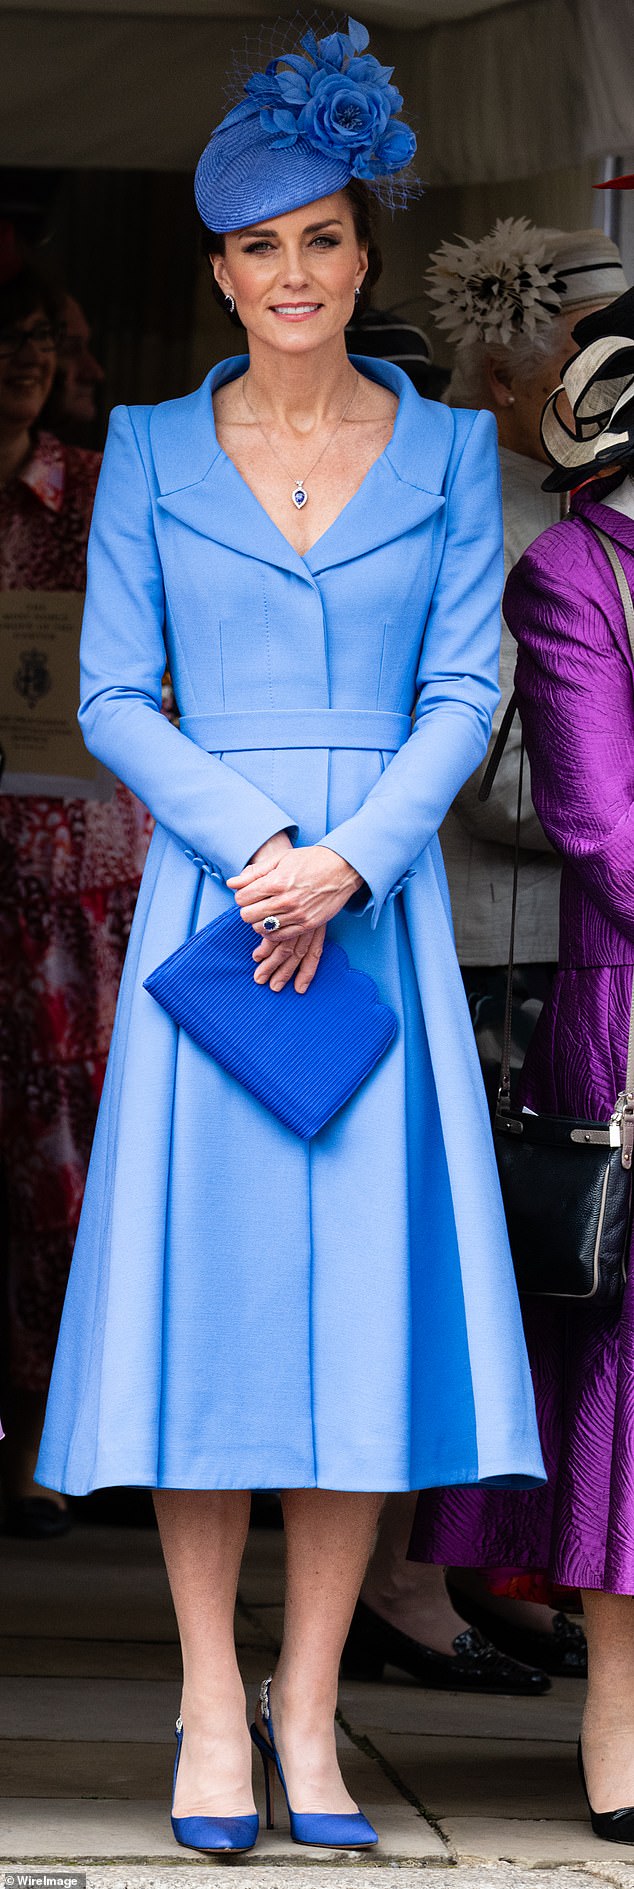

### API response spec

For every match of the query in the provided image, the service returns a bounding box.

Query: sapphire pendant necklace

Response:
[242,373,358,509]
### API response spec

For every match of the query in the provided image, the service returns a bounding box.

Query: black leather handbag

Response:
[486,522,634,1305]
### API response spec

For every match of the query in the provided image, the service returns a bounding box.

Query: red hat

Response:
[595,175,634,190]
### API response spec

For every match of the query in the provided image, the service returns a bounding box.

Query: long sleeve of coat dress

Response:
[78,406,298,881]
[320,408,503,921]
[504,523,634,945]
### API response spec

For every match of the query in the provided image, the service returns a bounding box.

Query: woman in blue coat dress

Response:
[35,15,544,1856]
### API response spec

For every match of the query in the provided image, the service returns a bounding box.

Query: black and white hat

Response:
[541,288,634,492]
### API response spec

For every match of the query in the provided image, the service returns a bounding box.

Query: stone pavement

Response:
[1,1517,634,1884]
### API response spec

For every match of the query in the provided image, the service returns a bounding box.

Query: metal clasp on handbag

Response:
[609,1093,634,1168]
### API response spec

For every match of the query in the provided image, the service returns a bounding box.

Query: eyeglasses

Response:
[0,321,59,361]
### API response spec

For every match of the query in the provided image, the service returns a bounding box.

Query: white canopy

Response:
[0,0,633,183]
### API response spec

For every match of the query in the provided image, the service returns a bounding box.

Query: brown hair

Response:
[199,178,383,329]
[0,260,63,333]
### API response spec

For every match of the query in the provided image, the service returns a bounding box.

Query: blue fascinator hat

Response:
[195,16,417,235]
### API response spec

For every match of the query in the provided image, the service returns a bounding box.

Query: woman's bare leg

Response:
[153,1489,254,1816]
[581,1591,634,1810]
[361,1495,568,1649]
[362,1493,472,1651]
[261,1489,384,1813]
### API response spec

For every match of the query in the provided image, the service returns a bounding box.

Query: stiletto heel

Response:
[253,1730,276,1829]
[170,1715,259,1853]
[249,1677,378,1850]
[578,1738,634,1844]
[254,1730,277,1828]
[266,1744,276,1829]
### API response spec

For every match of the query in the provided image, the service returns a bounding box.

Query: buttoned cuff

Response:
[320,831,416,928]
[184,815,298,885]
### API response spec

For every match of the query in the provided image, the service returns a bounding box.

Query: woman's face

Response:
[0,305,58,431]
[211,192,368,355]
[494,301,614,462]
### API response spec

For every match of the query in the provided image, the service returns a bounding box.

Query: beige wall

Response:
[2,2,632,184]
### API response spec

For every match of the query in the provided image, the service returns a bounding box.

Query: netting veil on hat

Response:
[194,15,417,234]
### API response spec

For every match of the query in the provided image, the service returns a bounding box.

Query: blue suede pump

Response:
[171,1716,259,1854]
[250,1678,378,1850]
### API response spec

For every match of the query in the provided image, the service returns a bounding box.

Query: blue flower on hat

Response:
[243,16,416,182]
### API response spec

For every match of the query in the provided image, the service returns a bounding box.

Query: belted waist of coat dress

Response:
[180,709,412,752]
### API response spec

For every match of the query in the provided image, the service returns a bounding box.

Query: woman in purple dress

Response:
[412,287,634,1842]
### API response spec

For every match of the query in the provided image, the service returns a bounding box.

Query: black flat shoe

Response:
[578,1738,634,1843]
[2,1496,73,1540]
[446,1578,587,1678]
[341,1598,550,1695]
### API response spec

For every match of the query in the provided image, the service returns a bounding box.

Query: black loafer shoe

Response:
[2,1496,73,1540]
[341,1598,550,1695]
[446,1578,587,1678]
[578,1739,634,1843]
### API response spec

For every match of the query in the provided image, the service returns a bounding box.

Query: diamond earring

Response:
[225,294,236,315]
[354,287,361,304]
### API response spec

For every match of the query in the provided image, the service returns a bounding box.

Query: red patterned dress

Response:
[0,431,151,1391]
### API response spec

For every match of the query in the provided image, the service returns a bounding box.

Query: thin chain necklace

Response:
[242,370,359,512]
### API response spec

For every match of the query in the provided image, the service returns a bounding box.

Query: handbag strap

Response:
[585,522,634,1107]
[496,726,525,1111]
[478,689,518,806]
[490,516,634,1118]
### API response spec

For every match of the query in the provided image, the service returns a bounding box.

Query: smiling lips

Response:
[6,373,45,391]
[270,302,322,320]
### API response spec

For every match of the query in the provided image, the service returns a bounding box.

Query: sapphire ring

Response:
[262,915,282,933]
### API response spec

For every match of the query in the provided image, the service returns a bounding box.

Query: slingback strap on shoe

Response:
[250,1676,378,1849]
[170,1716,259,1854]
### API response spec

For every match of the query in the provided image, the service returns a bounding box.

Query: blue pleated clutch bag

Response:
[144,903,397,1140]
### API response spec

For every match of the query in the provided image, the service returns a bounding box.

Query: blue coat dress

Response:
[36,356,545,1497]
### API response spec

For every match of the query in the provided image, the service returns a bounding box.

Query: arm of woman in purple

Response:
[504,517,634,944]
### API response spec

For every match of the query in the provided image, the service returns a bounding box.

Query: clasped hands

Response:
[226,830,364,994]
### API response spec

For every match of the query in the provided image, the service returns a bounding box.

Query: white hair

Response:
[435,222,625,409]
[444,314,575,409]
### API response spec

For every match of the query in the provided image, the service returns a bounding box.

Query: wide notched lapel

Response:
[157,459,315,582]
[305,459,444,576]
[148,353,454,581]
[306,358,453,574]
[150,359,314,583]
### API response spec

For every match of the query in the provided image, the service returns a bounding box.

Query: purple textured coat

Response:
[412,484,634,1594]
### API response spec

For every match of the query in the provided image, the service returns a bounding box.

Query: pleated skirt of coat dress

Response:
[35,817,544,1497]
